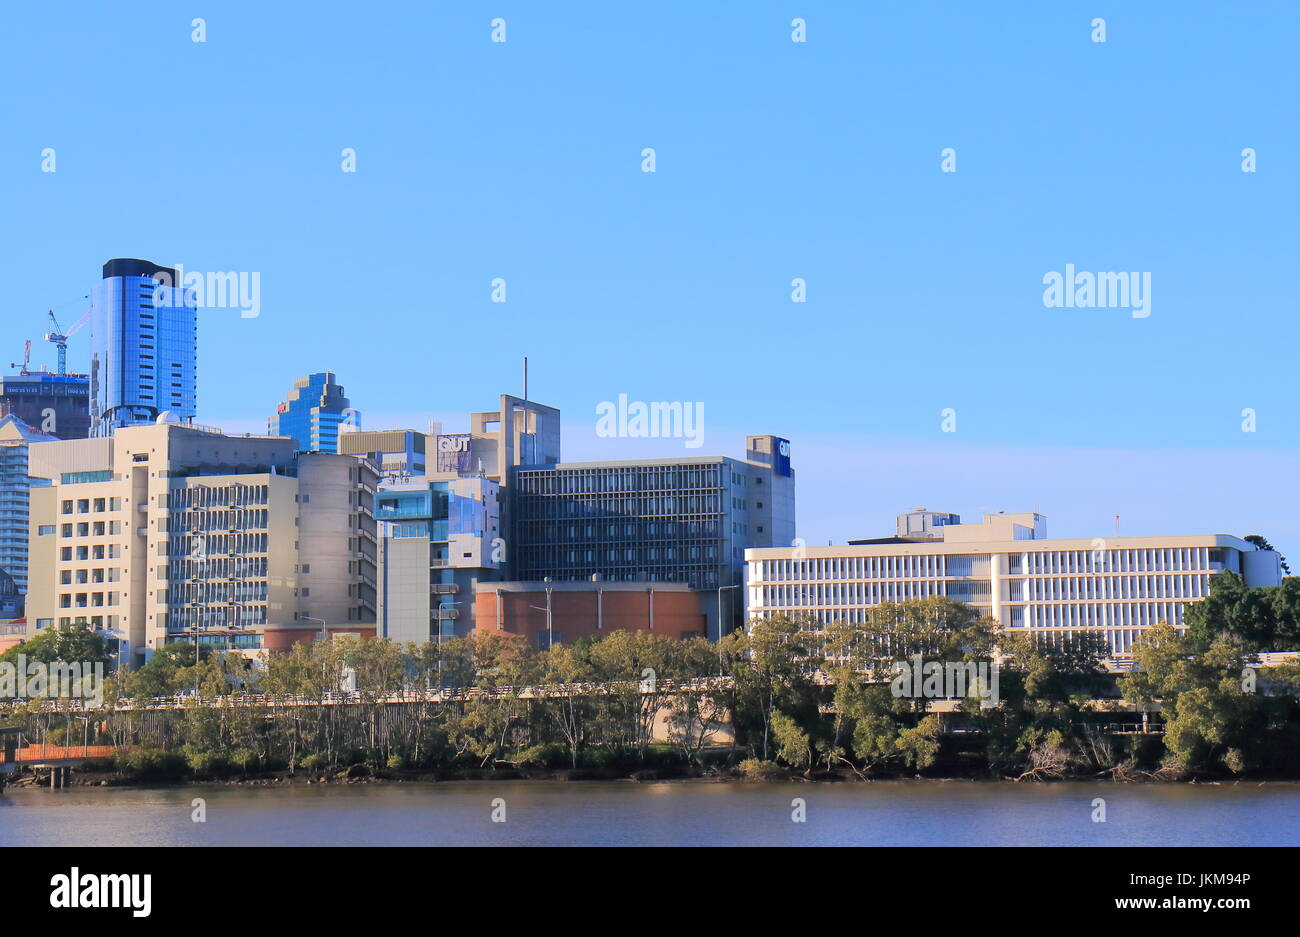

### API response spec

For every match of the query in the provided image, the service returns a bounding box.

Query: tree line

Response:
[3,573,1299,781]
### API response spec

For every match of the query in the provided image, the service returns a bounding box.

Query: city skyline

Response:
[4,0,1299,872]
[4,2,1295,557]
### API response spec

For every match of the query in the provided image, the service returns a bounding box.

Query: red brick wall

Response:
[474,589,706,644]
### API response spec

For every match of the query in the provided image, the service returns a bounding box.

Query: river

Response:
[3,780,1297,846]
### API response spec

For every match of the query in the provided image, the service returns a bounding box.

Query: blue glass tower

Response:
[268,372,356,453]
[89,258,197,436]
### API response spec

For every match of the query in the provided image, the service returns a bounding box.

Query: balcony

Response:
[375,503,431,522]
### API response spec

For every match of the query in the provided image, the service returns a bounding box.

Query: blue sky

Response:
[2,2,1297,556]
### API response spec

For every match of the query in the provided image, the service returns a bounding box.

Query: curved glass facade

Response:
[89,260,196,436]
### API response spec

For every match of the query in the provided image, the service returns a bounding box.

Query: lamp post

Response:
[300,615,328,644]
[716,584,741,675]
[529,578,554,649]
[188,601,203,697]
[299,616,332,694]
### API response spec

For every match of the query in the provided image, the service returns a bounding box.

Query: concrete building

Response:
[468,394,562,482]
[512,435,796,639]
[745,509,1284,657]
[24,420,377,665]
[375,474,503,644]
[339,429,428,481]
[0,414,58,604]
[350,392,795,646]
[90,259,197,436]
[474,579,709,648]
[269,371,356,453]
[0,372,91,440]
[347,395,559,643]
[340,395,560,492]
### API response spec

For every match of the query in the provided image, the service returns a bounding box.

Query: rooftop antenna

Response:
[1114,514,1120,537]
[521,355,532,464]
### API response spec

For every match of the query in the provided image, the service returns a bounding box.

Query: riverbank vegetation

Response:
[4,577,1298,785]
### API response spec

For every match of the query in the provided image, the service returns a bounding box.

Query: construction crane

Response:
[9,339,31,375]
[43,308,91,376]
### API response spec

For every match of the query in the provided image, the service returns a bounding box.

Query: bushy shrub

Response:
[114,748,188,780]
[184,750,233,778]
[228,748,258,773]
[514,743,567,768]
[298,752,329,772]
[738,758,787,781]
[579,747,618,769]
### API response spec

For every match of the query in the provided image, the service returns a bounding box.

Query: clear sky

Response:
[2,2,1296,558]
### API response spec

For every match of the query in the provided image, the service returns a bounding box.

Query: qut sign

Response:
[774,438,792,476]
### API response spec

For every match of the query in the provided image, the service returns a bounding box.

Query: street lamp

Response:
[529,578,554,650]
[716,584,741,674]
[299,616,334,694]
[188,601,204,696]
[299,615,328,644]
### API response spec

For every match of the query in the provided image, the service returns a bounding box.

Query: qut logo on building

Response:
[151,263,261,319]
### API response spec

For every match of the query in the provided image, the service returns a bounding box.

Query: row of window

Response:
[164,606,269,630]
[753,547,1232,583]
[516,465,726,496]
[56,521,123,538]
[38,615,120,631]
[167,508,269,533]
[61,544,121,561]
[518,519,723,543]
[517,495,725,520]
[59,567,119,585]
[59,592,120,608]
[60,497,122,514]
[166,484,271,509]
[167,582,270,604]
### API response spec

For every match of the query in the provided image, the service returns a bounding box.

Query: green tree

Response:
[0,622,114,669]
[727,615,821,762]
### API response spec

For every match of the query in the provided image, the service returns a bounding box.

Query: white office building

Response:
[745,510,1283,656]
